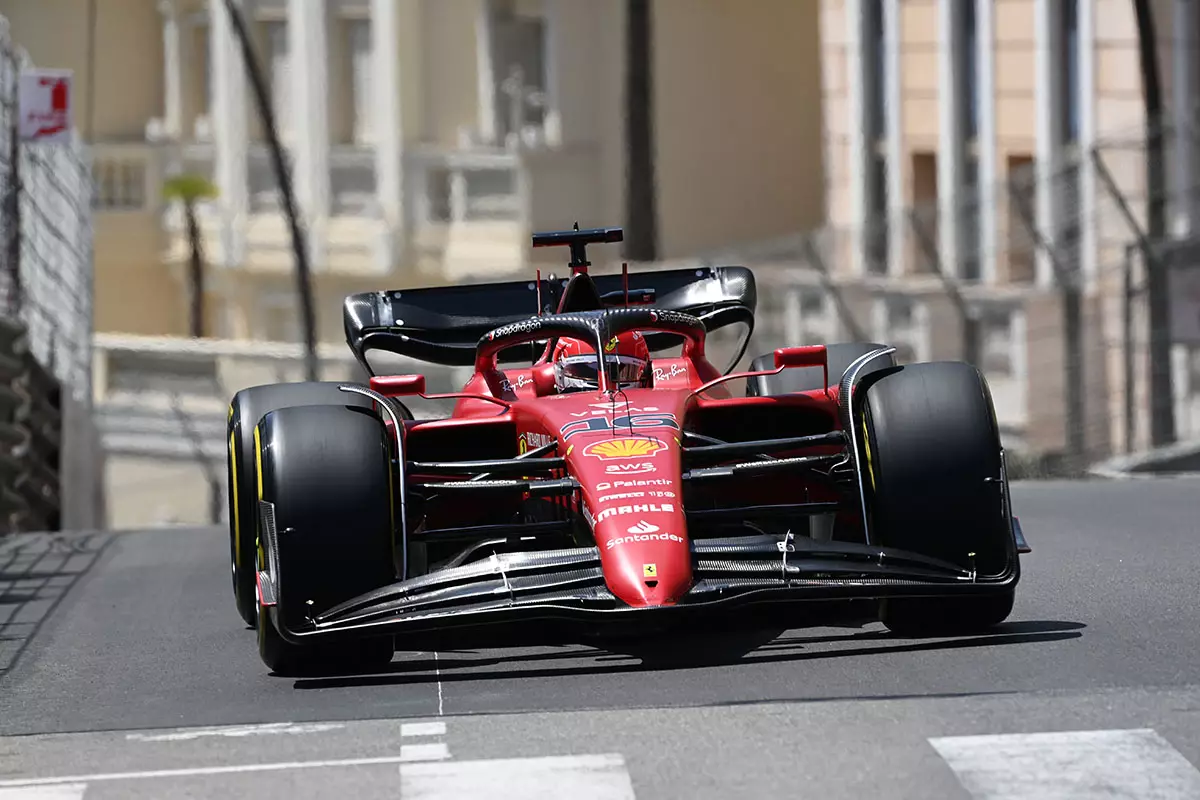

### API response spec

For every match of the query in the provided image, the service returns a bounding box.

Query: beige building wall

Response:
[652,0,826,259]
[2,0,828,346]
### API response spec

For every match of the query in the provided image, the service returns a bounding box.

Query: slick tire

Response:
[745,342,896,396]
[254,403,397,677]
[227,381,375,627]
[858,361,1017,636]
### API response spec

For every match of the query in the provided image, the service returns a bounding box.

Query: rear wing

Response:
[343,265,757,370]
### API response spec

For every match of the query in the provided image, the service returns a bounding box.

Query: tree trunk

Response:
[1134,0,1175,446]
[184,202,205,338]
[221,0,319,381]
[624,0,659,262]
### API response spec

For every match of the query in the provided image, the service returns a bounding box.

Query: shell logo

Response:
[583,438,666,460]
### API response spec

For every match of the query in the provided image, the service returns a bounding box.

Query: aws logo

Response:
[604,462,656,475]
[583,438,666,460]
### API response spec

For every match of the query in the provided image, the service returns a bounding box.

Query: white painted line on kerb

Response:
[0,754,443,789]
[0,785,88,800]
[400,753,636,800]
[401,721,447,737]
[125,721,344,742]
[930,728,1200,800]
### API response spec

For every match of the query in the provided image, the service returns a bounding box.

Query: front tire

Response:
[227,382,375,627]
[858,361,1017,635]
[254,403,398,676]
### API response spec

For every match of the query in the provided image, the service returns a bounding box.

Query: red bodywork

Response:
[375,343,846,611]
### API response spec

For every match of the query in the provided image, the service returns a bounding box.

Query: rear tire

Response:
[227,382,375,627]
[746,342,896,396]
[254,403,398,676]
[857,362,1017,636]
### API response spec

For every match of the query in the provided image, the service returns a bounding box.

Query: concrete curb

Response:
[1088,437,1200,479]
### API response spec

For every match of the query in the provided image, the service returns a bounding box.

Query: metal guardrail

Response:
[0,317,62,533]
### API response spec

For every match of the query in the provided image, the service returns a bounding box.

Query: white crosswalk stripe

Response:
[399,753,637,800]
[930,728,1200,800]
[0,786,88,800]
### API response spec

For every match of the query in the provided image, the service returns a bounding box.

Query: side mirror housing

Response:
[774,345,827,370]
[370,374,427,397]
[774,345,828,392]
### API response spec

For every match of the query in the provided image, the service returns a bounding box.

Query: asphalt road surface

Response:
[2,477,1199,798]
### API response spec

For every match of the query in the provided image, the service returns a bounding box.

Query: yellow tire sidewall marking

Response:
[230,429,241,570]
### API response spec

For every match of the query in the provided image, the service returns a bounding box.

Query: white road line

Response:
[125,722,344,742]
[399,743,452,763]
[0,785,88,800]
[0,755,435,788]
[930,728,1200,800]
[401,721,447,737]
[400,753,636,799]
[434,650,444,716]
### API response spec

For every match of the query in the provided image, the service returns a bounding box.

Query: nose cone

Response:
[589,488,693,606]
[599,523,693,606]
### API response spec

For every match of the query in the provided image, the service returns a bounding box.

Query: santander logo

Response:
[627,520,659,534]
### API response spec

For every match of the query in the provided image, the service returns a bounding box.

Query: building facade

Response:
[813,0,1200,459]
[2,0,827,344]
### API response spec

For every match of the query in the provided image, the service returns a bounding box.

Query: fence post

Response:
[906,208,982,367]
[3,54,20,317]
[1007,169,1087,468]
[1093,147,1176,452]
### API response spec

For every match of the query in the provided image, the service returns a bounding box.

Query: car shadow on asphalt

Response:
[290,619,1086,691]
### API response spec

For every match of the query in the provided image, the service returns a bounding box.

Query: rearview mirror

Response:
[369,374,427,397]
[774,345,827,369]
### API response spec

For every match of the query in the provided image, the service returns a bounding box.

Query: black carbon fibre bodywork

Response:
[342,265,757,370]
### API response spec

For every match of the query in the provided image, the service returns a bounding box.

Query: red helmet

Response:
[552,331,650,392]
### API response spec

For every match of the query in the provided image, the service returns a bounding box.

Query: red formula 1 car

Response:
[225,226,1030,675]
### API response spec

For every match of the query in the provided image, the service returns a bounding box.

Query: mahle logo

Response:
[583,438,666,460]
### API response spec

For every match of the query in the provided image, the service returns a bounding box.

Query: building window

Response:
[491,0,548,144]
[863,1,886,139]
[1060,0,1079,144]
[959,0,978,140]
[348,19,373,145]
[92,158,147,211]
[862,1,888,273]
[955,0,982,280]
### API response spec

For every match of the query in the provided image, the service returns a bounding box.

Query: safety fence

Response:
[0,16,99,534]
[0,318,60,532]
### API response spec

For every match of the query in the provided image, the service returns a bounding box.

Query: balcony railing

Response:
[153,138,601,278]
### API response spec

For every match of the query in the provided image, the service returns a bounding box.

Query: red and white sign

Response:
[19,69,74,144]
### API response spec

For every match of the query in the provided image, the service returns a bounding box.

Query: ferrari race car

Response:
[225,225,1031,676]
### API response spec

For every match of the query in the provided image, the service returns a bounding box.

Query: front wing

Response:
[257,507,1026,646]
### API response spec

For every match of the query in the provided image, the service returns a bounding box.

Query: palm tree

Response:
[162,173,218,338]
[220,0,319,381]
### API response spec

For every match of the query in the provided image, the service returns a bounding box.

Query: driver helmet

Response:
[552,331,650,392]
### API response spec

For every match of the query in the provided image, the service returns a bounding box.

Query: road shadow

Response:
[291,618,1086,691]
[0,531,114,678]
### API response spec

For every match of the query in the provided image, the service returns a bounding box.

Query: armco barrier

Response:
[0,317,62,533]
